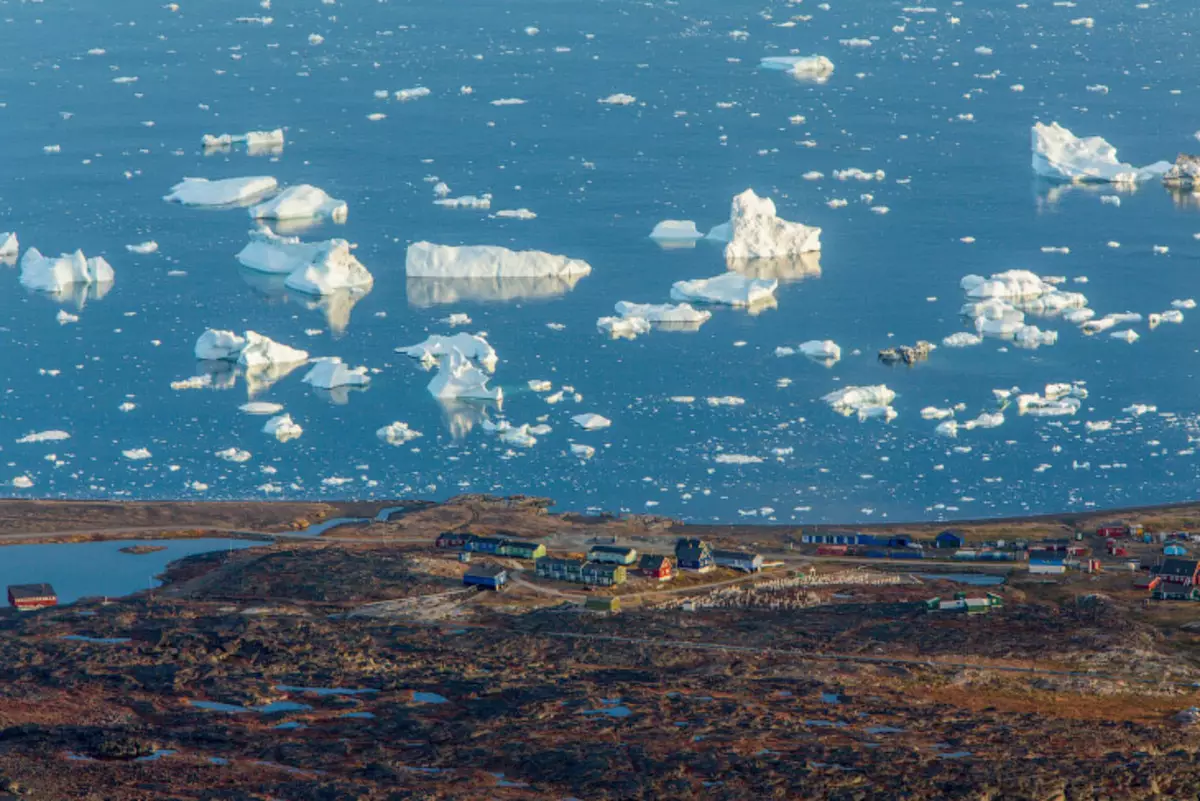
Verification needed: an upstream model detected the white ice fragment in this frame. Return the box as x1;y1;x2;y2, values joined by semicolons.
216;447;252;463
572;413;611;430
426;348;502;401
598;93;636;105
706;396;745;407
724;189;821;260
942;332;982;347
492;208;537;220
1110;329;1139;343
240;401;284;415
833;168;885;181
164;176;278;206
649;220;704;241
0;232;17;261
822;385;896;421
237;331;310;372
405;242;592;280
282;240;373;296
394;87;431;101
56;310;78;325
670;273;777;307
302;357;370;389
263;414;302;442
490;98;527;106
597;316;651;339
249;185;348;223
796;339;841;362
377;422;422;445
1086;420;1113;433
974;46;993;55
714;454;765;465
170;375;212;391
1153;245;1169;255
1031;122;1171;183
935;420;959;437
435;195;492;210
570;443;595;459
19;248;114;294
1100;195;1121;206
11;476;33;489
1171;299;1196;310
1149;310;1184;328
16;430;70;444
613;301;711;327
759;55;834;82
921;407;955;420
1124;403;1157;416
202;129;284;152
839;38;873;47
440;313;472;326
308;33;324;45
125;241;158;255
195;329;247;361
398;333;497;372
122;448;152;460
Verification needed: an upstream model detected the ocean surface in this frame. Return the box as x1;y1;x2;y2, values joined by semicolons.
2;0;1200;523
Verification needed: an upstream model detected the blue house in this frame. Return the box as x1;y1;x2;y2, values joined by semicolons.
463;564;508;591
801;531;878;546
675;538;714;572
1165;543;1189;557
713;550;764;573
935;530;965;550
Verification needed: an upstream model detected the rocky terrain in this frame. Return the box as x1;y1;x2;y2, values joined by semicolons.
2;496;1200;799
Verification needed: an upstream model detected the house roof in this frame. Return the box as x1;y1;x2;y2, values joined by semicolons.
639;554;670;570
1155;558;1199;577
590;545;636;555
1030;555;1066;565
465;564;507;579
536;556;584;569
7;583;56;600
584;562;624;576
713;549;760;561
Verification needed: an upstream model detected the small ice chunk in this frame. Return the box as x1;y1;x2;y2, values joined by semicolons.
796;339;841;362
921;407;954;420
441;313;472;326
435;195;492;210
249;185;348;223
833;168;885;181
308;33;324;45
125;241;158;255
302;357;370;389
714;454;764;465
1110;329;1139;343
122;448;152;461
56;310;79;325
11;476;33;489
216;447;252;463
492;208;537;220
195;329;247;361
759;55;834;82
649;220;704;241
164;176;278;206
1086;420;1113;433
0;232;17;260
597;316;651;339
570;443;595;459
528;380;552;392
572;413;611;430
377;421;422;445
613;301;712;327
942;332;982;347
598;93;637;105
426;348;502;401
398;333;497;372
1171;299;1196;310
202;129;285;152
394;87;431;102
240;401;284;415
706;396;745;407
263;414;302;442
822;385;896;421
16;430;70;444
237;331;310;372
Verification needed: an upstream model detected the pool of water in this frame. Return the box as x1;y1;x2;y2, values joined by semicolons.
2;0;1199;523
412;692;449;704
0;539;263;606
918;573;1007;586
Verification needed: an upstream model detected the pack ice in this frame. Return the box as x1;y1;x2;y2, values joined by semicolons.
165;176;278;206
19;248;114;294
426;348;502;402
406;242;593;280
759;55;834;82
398;333;498;372
671;273;778;307
722;189;821;262
1031;122;1171;183
250;185;348;223
302;357;370;389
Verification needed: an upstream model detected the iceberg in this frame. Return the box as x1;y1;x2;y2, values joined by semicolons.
671;272;778;307
236;227;327;275
377;421;422;445
598;93;637;105
613;301;712;328
239;401;284;415
1031;122;1171;183
597;316;651;339
237;331;310;371
164;176;278;206
1163;154;1200;189
263;414;303;442
283;241;372;295
405;242;592;279
19;248;114;294
961;269;1053;301
426;348;502;402
0;232;18;262
194;329;247;361
723;189;821;261
942;332;982;347
798;339;841;362
649;220;704;241
759;55;834;81
822;385;897;421
302;357;370;389
1017;393;1081;417
572;413;612;430
16;430;70;444
398;333;497;372
202;129;285;154
249;184;348;222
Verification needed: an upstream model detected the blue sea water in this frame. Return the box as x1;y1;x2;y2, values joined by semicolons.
2;0;1200;523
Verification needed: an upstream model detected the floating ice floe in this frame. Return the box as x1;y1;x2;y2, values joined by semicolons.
492;208;537;220
1124;403;1157;416
263;414;302;442
395;87;431;101
759;55;834;82
714;454;764;465
0;232;17;262
598;93;636;105
570;443;595;459
1031;122;1171;183
16;430;70;444
164;176;278;206
1163;154;1200;189
723;189;821;261
426;348;502;402
613;301;712;329
649;220;704;242
250;185;348;223
435;195;492;210
1081;312;1141;335
1149;310;1184;328
942;332;982;347
56;310;78;325
921;407;955;420
482;420;541;448
405;242;592;282
11;476;33;489
125;241;158;255
195;329;246;361
19;248;114;294
239;331;310;373
572;413;611;430
240;401;284;415
833;168;885;181
822;385;897;422
778;339;841;363
122;448;152;461
597;316;651;339
237;227;373;296
1172;299;1196;310
398;332;497;372
216;447;252;463
1086;420;1113;433
1110;329;1139;343
1016;390;1082;416
706;396;744;407
377;422;422;445
202;129;285;154
671;272;778;307
302;357;370;389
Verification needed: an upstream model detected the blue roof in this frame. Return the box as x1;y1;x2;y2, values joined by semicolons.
1030;555;1066;565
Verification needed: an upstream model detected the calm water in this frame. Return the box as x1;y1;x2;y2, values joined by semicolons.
2;0;1200;523
0;539;261;604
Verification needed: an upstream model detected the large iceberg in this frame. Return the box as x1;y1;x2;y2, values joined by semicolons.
19;248;114;294
238;227;372;295
1031;122;1171;183
723;189;821;261
302;357;370;389
236;227;326;274
249;184;348;222
759;55;834;82
164;176;278;206
426;348;502;402
398;333;498;372
406;242;593;280
671;272;778;307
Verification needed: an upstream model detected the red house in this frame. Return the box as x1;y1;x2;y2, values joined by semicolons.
7;584;57;611
1151;559;1200;587
1097;523;1130;538
436;531;471;549
639;554;673;581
